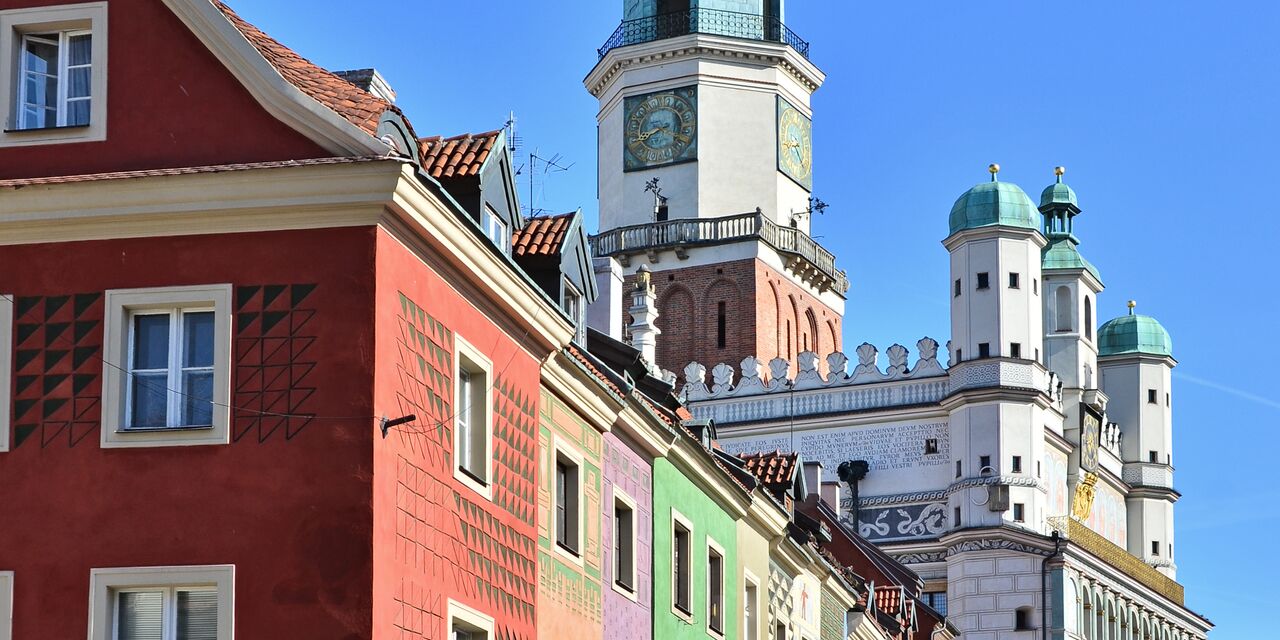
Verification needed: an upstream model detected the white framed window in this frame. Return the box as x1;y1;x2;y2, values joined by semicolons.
671;508;693;619
562;280;584;344
612;488;637;597
454;336;493;499
0;571;12;640
87;565;233;640
448;599;494;640
743;571;760;640
481;205;509;255
0;294;12;454
553;438;584;562
1;2;109;147
101;285;232;449
706;536;725;637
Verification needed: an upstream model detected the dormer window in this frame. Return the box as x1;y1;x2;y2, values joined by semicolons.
2;3;109;146
482;206;509;254
563;280;585;344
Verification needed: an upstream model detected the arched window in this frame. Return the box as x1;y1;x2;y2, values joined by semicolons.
1056;286;1073;332
1085;296;1093;340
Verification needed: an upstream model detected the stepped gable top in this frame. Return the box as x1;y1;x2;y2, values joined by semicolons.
513;212;575;258
419;130;502;179
738;451;799;496
212;1;392;136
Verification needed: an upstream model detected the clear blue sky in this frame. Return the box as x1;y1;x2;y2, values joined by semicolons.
237;1;1277;635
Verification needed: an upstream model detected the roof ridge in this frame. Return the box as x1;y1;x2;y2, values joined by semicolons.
211;0;390;137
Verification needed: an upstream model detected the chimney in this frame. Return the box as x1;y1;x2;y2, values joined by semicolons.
333;68;397;103
802;460;823;500
820;481;841;513
587;257;624;340
627;265;661;371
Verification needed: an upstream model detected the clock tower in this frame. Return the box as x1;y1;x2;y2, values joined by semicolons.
586;0;848;377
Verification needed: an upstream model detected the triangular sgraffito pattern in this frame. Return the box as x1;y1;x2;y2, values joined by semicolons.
11;293;102;450
232;284;318;443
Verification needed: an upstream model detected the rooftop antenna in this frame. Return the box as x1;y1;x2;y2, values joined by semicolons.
526;149;574;218
503;111;522;154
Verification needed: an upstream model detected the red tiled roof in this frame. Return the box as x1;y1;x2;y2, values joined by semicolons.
513;212;574;258
566;345;624;397
419;131;501;179
0;156;394;188
739;451;800;493
874;585;905;615
212;1;389;136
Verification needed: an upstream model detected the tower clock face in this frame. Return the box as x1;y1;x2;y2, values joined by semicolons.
1081;408;1102;472
777;97;813;191
624;87;698;171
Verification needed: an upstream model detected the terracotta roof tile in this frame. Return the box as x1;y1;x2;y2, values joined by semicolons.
738;451;800;493
513;212;574;258
419;130;501;179
566;345;624;397
874;585;904;615
0;156;394;188
212;1;389;136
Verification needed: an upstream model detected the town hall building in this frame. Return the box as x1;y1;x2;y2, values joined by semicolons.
584;1;1214;638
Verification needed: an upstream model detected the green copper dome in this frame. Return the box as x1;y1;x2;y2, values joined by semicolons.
1098;312;1173;357
949;180;1040;235
1040;181;1078;208
1043;238;1102;282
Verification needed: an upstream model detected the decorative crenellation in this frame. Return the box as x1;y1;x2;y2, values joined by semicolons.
682;337;947;401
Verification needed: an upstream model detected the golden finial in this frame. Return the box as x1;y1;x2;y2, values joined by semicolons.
1127;300;1137;316
1055;166;1066;183
988;163;1000;182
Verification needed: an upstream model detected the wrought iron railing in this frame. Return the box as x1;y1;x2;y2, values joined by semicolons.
598;8;810;60
589;212;849;293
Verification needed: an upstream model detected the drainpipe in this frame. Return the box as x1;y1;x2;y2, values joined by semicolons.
1041;530;1062;640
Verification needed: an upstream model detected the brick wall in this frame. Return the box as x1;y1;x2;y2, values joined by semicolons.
623;258;841;380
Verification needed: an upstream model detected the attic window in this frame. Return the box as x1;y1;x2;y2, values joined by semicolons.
482;205;509;254
2;3;109;146
563;280;585;344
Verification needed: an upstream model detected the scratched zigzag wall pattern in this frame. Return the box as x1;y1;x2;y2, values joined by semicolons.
233;284;318;443
11;293;103;450
391;291;537;640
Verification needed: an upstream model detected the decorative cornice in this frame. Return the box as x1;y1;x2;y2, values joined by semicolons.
946;474;1046;496
857;490;948;507
890;551;946;565
586;34;823;98
946;538;1054;558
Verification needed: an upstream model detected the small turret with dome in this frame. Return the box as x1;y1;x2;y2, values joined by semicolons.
948;164;1041;235
1098;301;1174;358
1040;167;1102;282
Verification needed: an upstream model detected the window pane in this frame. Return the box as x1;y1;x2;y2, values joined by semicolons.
22;38;58;77
68;67;92;99
133;314;171;370
131;372;170;429
183;312;215;367
66;99;91;126
117;591;164;640
181;370;214;426
68;34;92;65
177;589;219;640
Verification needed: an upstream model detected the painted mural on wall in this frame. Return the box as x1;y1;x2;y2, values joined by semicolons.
1087;480;1128;548
1047;448;1070;519
10;292;103;450
854;502;949;542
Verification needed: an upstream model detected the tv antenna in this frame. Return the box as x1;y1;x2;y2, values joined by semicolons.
524;149;574;218
503;111;522;154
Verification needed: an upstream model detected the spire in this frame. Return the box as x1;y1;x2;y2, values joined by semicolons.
989;163;1000;182
1128;300;1137;316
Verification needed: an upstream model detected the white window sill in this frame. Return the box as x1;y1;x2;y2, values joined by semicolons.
454;466;492;502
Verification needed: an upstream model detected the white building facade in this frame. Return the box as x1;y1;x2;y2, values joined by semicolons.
585;1;1211;638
